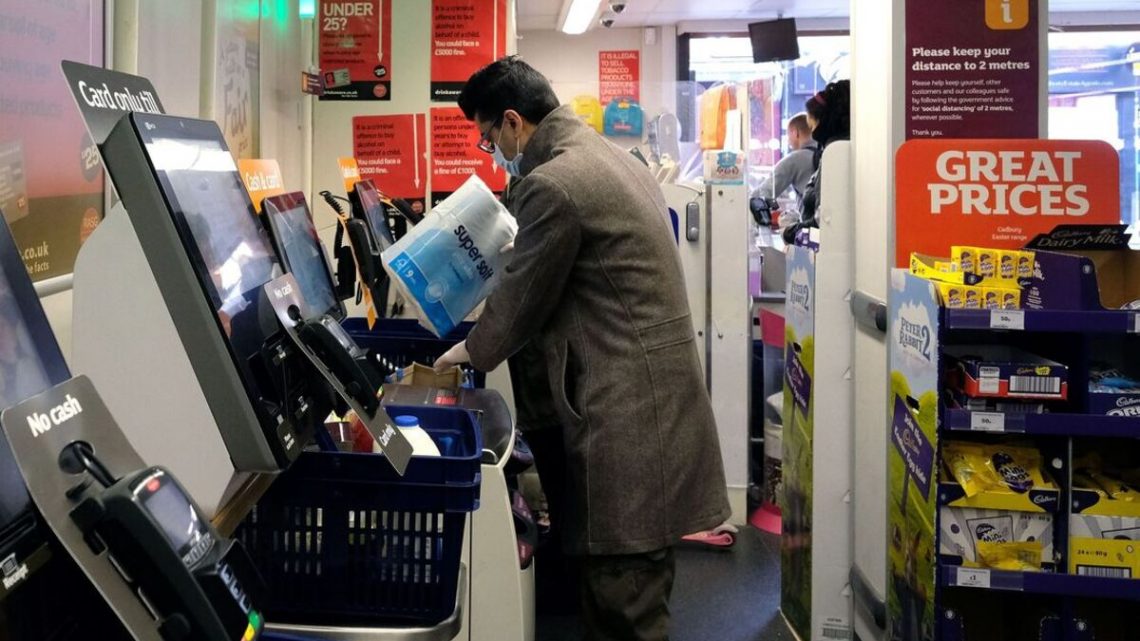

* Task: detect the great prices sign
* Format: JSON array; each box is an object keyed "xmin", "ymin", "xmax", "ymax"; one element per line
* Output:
[{"xmin": 895, "ymin": 139, "xmax": 1120, "ymax": 267}]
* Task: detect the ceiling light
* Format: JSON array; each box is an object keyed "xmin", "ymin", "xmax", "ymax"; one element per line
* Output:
[{"xmin": 560, "ymin": 0, "xmax": 604, "ymax": 35}]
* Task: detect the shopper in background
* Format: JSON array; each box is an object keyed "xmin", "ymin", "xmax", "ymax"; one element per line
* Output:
[
  {"xmin": 434, "ymin": 56, "xmax": 731, "ymax": 641},
  {"xmin": 782, "ymin": 79, "xmax": 851, "ymax": 244},
  {"xmin": 751, "ymin": 112, "xmax": 817, "ymax": 202}
]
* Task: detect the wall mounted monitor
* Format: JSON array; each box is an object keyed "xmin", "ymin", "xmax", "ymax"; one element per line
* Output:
[
  {"xmin": 0, "ymin": 213, "xmax": 70, "ymax": 574},
  {"xmin": 748, "ymin": 18, "xmax": 800, "ymax": 63},
  {"xmin": 262, "ymin": 192, "xmax": 343, "ymax": 321}
]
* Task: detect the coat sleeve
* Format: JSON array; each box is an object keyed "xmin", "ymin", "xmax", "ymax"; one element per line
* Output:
[
  {"xmin": 752, "ymin": 155, "xmax": 795, "ymax": 201},
  {"xmin": 465, "ymin": 173, "xmax": 581, "ymax": 372}
]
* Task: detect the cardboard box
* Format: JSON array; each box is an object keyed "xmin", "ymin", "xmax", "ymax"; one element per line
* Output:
[
  {"xmin": 1024, "ymin": 225, "xmax": 1140, "ymax": 311},
  {"xmin": 946, "ymin": 345, "xmax": 1069, "ymax": 400},
  {"xmin": 387, "ymin": 363, "xmax": 466, "ymax": 390},
  {"xmin": 939, "ymin": 505, "xmax": 1053, "ymax": 570},
  {"xmin": 1070, "ymin": 488, "xmax": 1140, "ymax": 579},
  {"xmin": 1088, "ymin": 365, "xmax": 1140, "ymax": 416}
]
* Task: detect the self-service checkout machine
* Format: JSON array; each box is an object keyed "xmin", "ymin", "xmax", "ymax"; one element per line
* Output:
[
  {"xmin": 64, "ymin": 62, "xmax": 468, "ymax": 639},
  {"xmin": 66, "ymin": 62, "xmax": 526, "ymax": 641},
  {"xmin": 0, "ymin": 213, "xmax": 133, "ymax": 641},
  {"xmin": 0, "ymin": 211, "xmax": 289, "ymax": 641}
]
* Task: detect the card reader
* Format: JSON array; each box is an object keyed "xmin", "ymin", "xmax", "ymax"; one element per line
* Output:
[{"xmin": 64, "ymin": 445, "xmax": 265, "ymax": 641}]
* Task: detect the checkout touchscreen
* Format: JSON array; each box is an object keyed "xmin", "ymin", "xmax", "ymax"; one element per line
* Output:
[
  {"xmin": 139, "ymin": 123, "xmax": 284, "ymax": 402},
  {"xmin": 0, "ymin": 215, "xmax": 69, "ymax": 548},
  {"xmin": 262, "ymin": 193, "xmax": 342, "ymax": 321},
  {"xmin": 350, "ymin": 180, "xmax": 397, "ymax": 250}
]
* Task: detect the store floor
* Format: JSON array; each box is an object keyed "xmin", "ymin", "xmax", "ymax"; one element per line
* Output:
[{"xmin": 535, "ymin": 525, "xmax": 792, "ymax": 641}]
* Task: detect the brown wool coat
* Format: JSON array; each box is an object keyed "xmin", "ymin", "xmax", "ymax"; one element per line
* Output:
[{"xmin": 467, "ymin": 105, "xmax": 731, "ymax": 555}]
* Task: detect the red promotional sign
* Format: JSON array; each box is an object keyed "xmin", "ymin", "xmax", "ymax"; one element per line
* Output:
[
  {"xmin": 430, "ymin": 107, "xmax": 506, "ymax": 206},
  {"xmin": 352, "ymin": 114, "xmax": 428, "ymax": 210},
  {"xmin": 895, "ymin": 139, "xmax": 1121, "ymax": 267},
  {"xmin": 318, "ymin": 0, "xmax": 392, "ymax": 100},
  {"xmin": 430, "ymin": 0, "xmax": 508, "ymax": 102},
  {"xmin": 905, "ymin": 0, "xmax": 1039, "ymax": 139},
  {"xmin": 599, "ymin": 50, "xmax": 640, "ymax": 105}
]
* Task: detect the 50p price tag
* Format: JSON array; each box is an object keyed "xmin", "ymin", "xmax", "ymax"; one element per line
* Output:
[{"xmin": 990, "ymin": 310, "xmax": 1025, "ymax": 331}]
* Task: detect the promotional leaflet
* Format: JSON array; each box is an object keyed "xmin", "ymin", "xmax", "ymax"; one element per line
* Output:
[
  {"xmin": 599, "ymin": 50, "xmax": 640, "ymax": 105},
  {"xmin": 352, "ymin": 114, "xmax": 428, "ymax": 213},
  {"xmin": 212, "ymin": 1, "xmax": 260, "ymax": 158},
  {"xmin": 0, "ymin": 142, "xmax": 29, "ymax": 224},
  {"xmin": 887, "ymin": 271, "xmax": 941, "ymax": 641},
  {"xmin": 430, "ymin": 107, "xmax": 507, "ymax": 206},
  {"xmin": 894, "ymin": 139, "xmax": 1120, "ymax": 268},
  {"xmin": 781, "ymin": 245, "xmax": 816, "ymax": 641},
  {"xmin": 318, "ymin": 0, "xmax": 392, "ymax": 100},
  {"xmin": 430, "ymin": 0, "xmax": 508, "ymax": 102},
  {"xmin": 0, "ymin": 1, "xmax": 106, "ymax": 280},
  {"xmin": 905, "ymin": 0, "xmax": 1039, "ymax": 139}
]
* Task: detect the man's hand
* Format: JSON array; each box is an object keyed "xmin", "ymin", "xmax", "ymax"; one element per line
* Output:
[{"xmin": 433, "ymin": 340, "xmax": 471, "ymax": 373}]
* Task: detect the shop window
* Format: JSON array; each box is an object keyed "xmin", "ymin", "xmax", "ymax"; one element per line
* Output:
[
  {"xmin": 679, "ymin": 34, "xmax": 850, "ymax": 192},
  {"xmin": 1047, "ymin": 30, "xmax": 1140, "ymax": 227},
  {"xmin": 681, "ymin": 28, "xmax": 1140, "ymax": 229}
]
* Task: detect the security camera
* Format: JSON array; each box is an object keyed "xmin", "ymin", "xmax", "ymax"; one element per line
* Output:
[
  {"xmin": 600, "ymin": 16, "xmax": 615, "ymax": 28},
  {"xmin": 609, "ymin": 2, "xmax": 627, "ymax": 13}
]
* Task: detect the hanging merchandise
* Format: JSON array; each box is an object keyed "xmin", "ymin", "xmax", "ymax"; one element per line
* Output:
[
  {"xmin": 698, "ymin": 84, "xmax": 737, "ymax": 150},
  {"xmin": 381, "ymin": 175, "xmax": 517, "ymax": 338},
  {"xmin": 571, "ymin": 95, "xmax": 604, "ymax": 133},
  {"xmin": 603, "ymin": 98, "xmax": 644, "ymax": 137}
]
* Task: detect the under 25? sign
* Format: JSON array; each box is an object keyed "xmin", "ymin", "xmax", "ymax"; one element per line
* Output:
[{"xmin": 895, "ymin": 139, "xmax": 1120, "ymax": 267}]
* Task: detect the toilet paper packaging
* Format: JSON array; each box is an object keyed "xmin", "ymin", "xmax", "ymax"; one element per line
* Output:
[{"xmin": 382, "ymin": 176, "xmax": 518, "ymax": 337}]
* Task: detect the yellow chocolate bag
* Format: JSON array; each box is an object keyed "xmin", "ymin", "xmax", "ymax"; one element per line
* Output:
[
  {"xmin": 977, "ymin": 541, "xmax": 1043, "ymax": 572},
  {"xmin": 945, "ymin": 442, "xmax": 1000, "ymax": 497}
]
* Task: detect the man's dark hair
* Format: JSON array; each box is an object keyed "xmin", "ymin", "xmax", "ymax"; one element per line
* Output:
[{"xmin": 458, "ymin": 56, "xmax": 560, "ymax": 125}]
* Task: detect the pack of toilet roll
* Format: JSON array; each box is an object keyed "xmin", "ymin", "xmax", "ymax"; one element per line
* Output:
[{"xmin": 381, "ymin": 176, "xmax": 517, "ymax": 337}]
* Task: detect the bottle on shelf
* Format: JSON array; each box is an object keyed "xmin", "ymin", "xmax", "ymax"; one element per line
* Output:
[{"xmin": 396, "ymin": 415, "xmax": 441, "ymax": 457}]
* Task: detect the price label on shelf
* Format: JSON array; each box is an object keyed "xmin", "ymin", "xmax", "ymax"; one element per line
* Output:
[
  {"xmin": 971, "ymin": 412, "xmax": 1005, "ymax": 432},
  {"xmin": 955, "ymin": 567, "xmax": 992, "ymax": 589},
  {"xmin": 990, "ymin": 310, "xmax": 1025, "ymax": 331}
]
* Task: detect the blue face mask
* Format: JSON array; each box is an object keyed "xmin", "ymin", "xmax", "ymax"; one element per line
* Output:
[{"xmin": 493, "ymin": 125, "xmax": 524, "ymax": 177}]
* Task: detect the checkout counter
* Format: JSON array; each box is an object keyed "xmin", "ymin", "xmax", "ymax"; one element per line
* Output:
[{"xmin": 55, "ymin": 63, "xmax": 532, "ymax": 641}]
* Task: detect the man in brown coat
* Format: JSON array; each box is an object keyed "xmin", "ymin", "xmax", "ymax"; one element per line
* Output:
[{"xmin": 434, "ymin": 56, "xmax": 730, "ymax": 641}]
